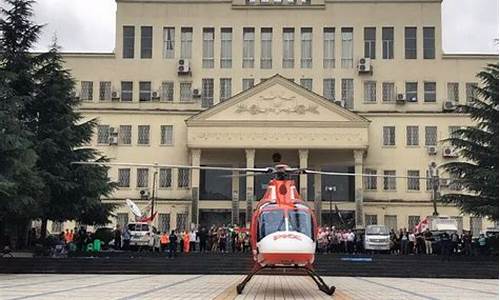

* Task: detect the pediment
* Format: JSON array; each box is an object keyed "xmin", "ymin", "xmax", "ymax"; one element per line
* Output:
[{"xmin": 187, "ymin": 75, "xmax": 369, "ymax": 126}]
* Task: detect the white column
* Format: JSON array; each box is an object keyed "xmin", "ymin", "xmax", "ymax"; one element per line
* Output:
[
  {"xmin": 231, "ymin": 165, "xmax": 240, "ymax": 226},
  {"xmin": 314, "ymin": 166, "xmax": 322, "ymax": 225},
  {"xmin": 190, "ymin": 149, "xmax": 202, "ymax": 226},
  {"xmin": 245, "ymin": 149, "xmax": 255, "ymax": 226},
  {"xmin": 354, "ymin": 149, "xmax": 364, "ymax": 228},
  {"xmin": 298, "ymin": 149, "xmax": 309, "ymax": 201}
]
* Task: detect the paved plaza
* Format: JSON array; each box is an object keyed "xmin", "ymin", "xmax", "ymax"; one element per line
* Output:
[{"xmin": 0, "ymin": 274, "xmax": 497, "ymax": 300}]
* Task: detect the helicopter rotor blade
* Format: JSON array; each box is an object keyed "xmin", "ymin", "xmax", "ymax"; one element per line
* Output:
[{"xmin": 302, "ymin": 169, "xmax": 450, "ymax": 181}]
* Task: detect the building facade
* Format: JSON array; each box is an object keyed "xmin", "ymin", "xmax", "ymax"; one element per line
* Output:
[{"xmin": 60, "ymin": 0, "xmax": 497, "ymax": 235}]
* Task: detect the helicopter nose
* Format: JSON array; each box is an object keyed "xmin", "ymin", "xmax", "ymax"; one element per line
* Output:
[{"xmin": 257, "ymin": 231, "xmax": 315, "ymax": 266}]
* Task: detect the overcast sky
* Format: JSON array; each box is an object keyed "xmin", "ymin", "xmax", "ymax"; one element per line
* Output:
[{"xmin": 29, "ymin": 0, "xmax": 499, "ymax": 54}]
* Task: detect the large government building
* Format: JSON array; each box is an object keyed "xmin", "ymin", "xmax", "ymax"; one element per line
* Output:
[{"xmin": 58, "ymin": 0, "xmax": 497, "ymax": 235}]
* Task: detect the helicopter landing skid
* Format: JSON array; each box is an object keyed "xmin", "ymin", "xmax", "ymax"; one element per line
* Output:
[{"xmin": 236, "ymin": 264, "xmax": 336, "ymax": 296}]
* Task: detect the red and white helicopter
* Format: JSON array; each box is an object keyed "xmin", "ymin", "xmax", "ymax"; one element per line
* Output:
[{"xmin": 75, "ymin": 155, "xmax": 445, "ymax": 296}]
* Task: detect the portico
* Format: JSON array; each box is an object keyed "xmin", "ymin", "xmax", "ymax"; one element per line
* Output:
[{"xmin": 186, "ymin": 75, "xmax": 369, "ymax": 227}]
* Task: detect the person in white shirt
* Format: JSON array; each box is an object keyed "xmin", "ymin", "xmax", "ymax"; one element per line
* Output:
[
  {"xmin": 408, "ymin": 231, "xmax": 416, "ymax": 254},
  {"xmin": 189, "ymin": 229, "xmax": 197, "ymax": 252}
]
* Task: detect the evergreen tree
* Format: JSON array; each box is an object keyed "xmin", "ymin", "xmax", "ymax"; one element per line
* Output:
[
  {"xmin": 0, "ymin": 0, "xmax": 43, "ymax": 237},
  {"xmin": 32, "ymin": 43, "xmax": 117, "ymax": 237},
  {"xmin": 440, "ymin": 64, "xmax": 499, "ymax": 222}
]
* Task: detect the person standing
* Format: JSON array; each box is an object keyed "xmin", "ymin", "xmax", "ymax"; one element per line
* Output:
[
  {"xmin": 440, "ymin": 231, "xmax": 451, "ymax": 260},
  {"xmin": 408, "ymin": 230, "xmax": 416, "ymax": 254},
  {"xmin": 168, "ymin": 230, "xmax": 178, "ymax": 258},
  {"xmin": 450, "ymin": 231, "xmax": 459, "ymax": 254},
  {"xmin": 463, "ymin": 231, "xmax": 472, "ymax": 256},
  {"xmin": 198, "ymin": 226, "xmax": 208, "ymax": 253},
  {"xmin": 189, "ymin": 229, "xmax": 197, "ymax": 252},
  {"xmin": 122, "ymin": 226, "xmax": 131, "ymax": 251},
  {"xmin": 114, "ymin": 225, "xmax": 122, "ymax": 250},
  {"xmin": 160, "ymin": 232, "xmax": 169, "ymax": 253},
  {"xmin": 183, "ymin": 230, "xmax": 190, "ymax": 253},
  {"xmin": 424, "ymin": 228, "xmax": 433, "ymax": 255}
]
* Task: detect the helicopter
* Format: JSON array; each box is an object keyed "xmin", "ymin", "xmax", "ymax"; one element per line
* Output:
[{"xmin": 73, "ymin": 155, "xmax": 449, "ymax": 296}]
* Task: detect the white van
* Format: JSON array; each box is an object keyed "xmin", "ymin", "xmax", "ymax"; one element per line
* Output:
[
  {"xmin": 127, "ymin": 222, "xmax": 160, "ymax": 251},
  {"xmin": 364, "ymin": 225, "xmax": 391, "ymax": 252}
]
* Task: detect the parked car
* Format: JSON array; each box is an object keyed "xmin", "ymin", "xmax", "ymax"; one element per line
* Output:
[
  {"xmin": 364, "ymin": 225, "xmax": 390, "ymax": 252},
  {"xmin": 127, "ymin": 222, "xmax": 160, "ymax": 251}
]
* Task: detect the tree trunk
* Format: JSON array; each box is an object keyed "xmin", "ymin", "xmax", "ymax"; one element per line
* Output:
[{"xmin": 40, "ymin": 218, "xmax": 48, "ymax": 239}]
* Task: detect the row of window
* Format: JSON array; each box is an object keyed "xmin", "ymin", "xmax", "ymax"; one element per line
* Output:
[
  {"xmin": 363, "ymin": 169, "xmax": 446, "ymax": 192},
  {"xmin": 118, "ymin": 168, "xmax": 190, "ymax": 188},
  {"xmin": 122, "ymin": 25, "xmax": 435, "ymax": 65},
  {"xmin": 80, "ymin": 79, "xmax": 477, "ymax": 108},
  {"xmin": 382, "ymin": 125, "xmax": 460, "ymax": 147},
  {"xmin": 97, "ymin": 125, "xmax": 173, "ymax": 145}
]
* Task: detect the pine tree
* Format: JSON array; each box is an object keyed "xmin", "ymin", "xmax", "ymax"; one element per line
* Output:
[
  {"xmin": 440, "ymin": 64, "xmax": 499, "ymax": 222},
  {"xmin": 0, "ymin": 0, "xmax": 43, "ymax": 238},
  {"xmin": 32, "ymin": 43, "xmax": 117, "ymax": 237}
]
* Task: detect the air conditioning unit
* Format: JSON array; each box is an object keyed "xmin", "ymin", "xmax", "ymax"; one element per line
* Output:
[
  {"xmin": 334, "ymin": 100, "xmax": 345, "ymax": 107},
  {"xmin": 108, "ymin": 127, "xmax": 119, "ymax": 145},
  {"xmin": 357, "ymin": 58, "xmax": 372, "ymax": 73},
  {"xmin": 396, "ymin": 93, "xmax": 406, "ymax": 104},
  {"xmin": 111, "ymin": 90, "xmax": 120, "ymax": 101},
  {"xmin": 192, "ymin": 88, "xmax": 201, "ymax": 98},
  {"xmin": 443, "ymin": 100, "xmax": 457, "ymax": 112},
  {"xmin": 442, "ymin": 146, "xmax": 459, "ymax": 158},
  {"xmin": 177, "ymin": 59, "xmax": 191, "ymax": 75},
  {"xmin": 140, "ymin": 189, "xmax": 150, "ymax": 199},
  {"xmin": 152, "ymin": 90, "xmax": 160, "ymax": 101},
  {"xmin": 426, "ymin": 146, "xmax": 438, "ymax": 155}
]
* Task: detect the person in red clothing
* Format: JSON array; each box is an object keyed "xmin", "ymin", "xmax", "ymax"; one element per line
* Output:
[{"xmin": 183, "ymin": 230, "xmax": 190, "ymax": 253}]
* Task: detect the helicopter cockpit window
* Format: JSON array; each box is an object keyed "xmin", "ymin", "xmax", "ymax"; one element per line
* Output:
[
  {"xmin": 258, "ymin": 210, "xmax": 286, "ymax": 241},
  {"xmin": 288, "ymin": 210, "xmax": 313, "ymax": 238}
]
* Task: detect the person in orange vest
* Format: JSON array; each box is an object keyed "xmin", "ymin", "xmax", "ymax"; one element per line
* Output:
[
  {"xmin": 64, "ymin": 229, "xmax": 71, "ymax": 243},
  {"xmin": 160, "ymin": 232, "xmax": 169, "ymax": 253},
  {"xmin": 68, "ymin": 229, "xmax": 74, "ymax": 243},
  {"xmin": 183, "ymin": 230, "xmax": 190, "ymax": 253}
]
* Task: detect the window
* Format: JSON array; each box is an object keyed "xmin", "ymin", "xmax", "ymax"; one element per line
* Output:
[
  {"xmin": 97, "ymin": 125, "xmax": 110, "ymax": 144},
  {"xmin": 406, "ymin": 126, "xmax": 419, "ymax": 146},
  {"xmin": 301, "ymin": 27, "xmax": 312, "ymax": 68},
  {"xmin": 161, "ymin": 81, "xmax": 174, "ymax": 102},
  {"xmin": 202, "ymin": 28, "xmax": 214, "ymax": 68},
  {"xmin": 259, "ymin": 210, "xmax": 286, "ymax": 240},
  {"xmin": 178, "ymin": 168, "xmax": 190, "ymax": 188},
  {"xmin": 119, "ymin": 125, "xmax": 132, "ymax": 144},
  {"xmin": 383, "ymin": 126, "xmax": 395, "ymax": 146},
  {"xmin": 447, "ymin": 82, "xmax": 459, "ymax": 102},
  {"xmin": 383, "ymin": 170, "xmax": 396, "ymax": 191},
  {"xmin": 137, "ymin": 168, "xmax": 149, "ymax": 188},
  {"xmin": 405, "ymin": 82, "xmax": 418, "ymax": 102},
  {"xmin": 363, "ymin": 168, "xmax": 377, "ymax": 190},
  {"xmin": 382, "ymin": 82, "xmax": 395, "ymax": 102},
  {"xmin": 117, "ymin": 213, "xmax": 129, "ymax": 227},
  {"xmin": 364, "ymin": 81, "xmax": 376, "ymax": 102},
  {"xmin": 140, "ymin": 26, "xmax": 153, "ymax": 59},
  {"xmin": 242, "ymin": 78, "xmax": 255, "ymax": 91},
  {"xmin": 466, "ymin": 82, "xmax": 478, "ymax": 103},
  {"xmin": 261, "ymin": 28, "xmax": 272, "ymax": 69},
  {"xmin": 382, "ymin": 27, "xmax": 394, "ymax": 59},
  {"xmin": 405, "ymin": 27, "xmax": 417, "ymax": 59},
  {"xmin": 323, "ymin": 79, "xmax": 335, "ymax": 101},
  {"xmin": 425, "ymin": 126, "xmax": 437, "ymax": 146},
  {"xmin": 407, "ymin": 170, "xmax": 420, "ymax": 191},
  {"xmin": 137, "ymin": 125, "xmax": 150, "ymax": 145},
  {"xmin": 282, "ymin": 28, "xmax": 294, "ymax": 68},
  {"xmin": 384, "ymin": 215, "xmax": 397, "ymax": 231},
  {"xmin": 243, "ymin": 28, "xmax": 255, "ymax": 68},
  {"xmin": 180, "ymin": 27, "xmax": 192, "ymax": 59},
  {"xmin": 452, "ymin": 216, "xmax": 464, "ymax": 234},
  {"xmin": 123, "ymin": 26, "xmax": 135, "ymax": 59},
  {"xmin": 160, "ymin": 125, "xmax": 173, "ymax": 145},
  {"xmin": 300, "ymin": 78, "xmax": 312, "ymax": 91},
  {"xmin": 220, "ymin": 28, "xmax": 232, "ymax": 68},
  {"xmin": 287, "ymin": 210, "xmax": 313, "ymax": 238},
  {"xmin": 323, "ymin": 28, "xmax": 335, "ymax": 68},
  {"xmin": 163, "ymin": 27, "xmax": 175, "ymax": 59},
  {"xmin": 159, "ymin": 168, "xmax": 172, "ymax": 188},
  {"xmin": 158, "ymin": 213, "xmax": 170, "ymax": 233},
  {"xmin": 365, "ymin": 215, "xmax": 378, "ymax": 225},
  {"xmin": 364, "ymin": 27, "xmax": 376, "ymax": 59},
  {"xmin": 80, "ymin": 81, "xmax": 93, "ymax": 101},
  {"xmin": 470, "ymin": 217, "xmax": 482, "ymax": 237},
  {"xmin": 51, "ymin": 221, "xmax": 63, "ymax": 233},
  {"xmin": 176, "ymin": 213, "xmax": 188, "ymax": 232},
  {"xmin": 139, "ymin": 81, "xmax": 151, "ymax": 101},
  {"xmin": 449, "ymin": 126, "xmax": 460, "ymax": 138},
  {"xmin": 202, "ymin": 78, "xmax": 214, "ymax": 108},
  {"xmin": 408, "ymin": 216, "xmax": 420, "ymax": 230},
  {"xmin": 341, "ymin": 79, "xmax": 354, "ymax": 109},
  {"xmin": 99, "ymin": 81, "xmax": 111, "ymax": 101},
  {"xmin": 341, "ymin": 28, "xmax": 353, "ymax": 68},
  {"xmin": 118, "ymin": 168, "xmax": 130, "ymax": 187},
  {"xmin": 121, "ymin": 81, "xmax": 133, "ymax": 102},
  {"xmin": 180, "ymin": 82, "xmax": 192, "ymax": 102},
  {"xmin": 423, "ymin": 27, "xmax": 435, "ymax": 59},
  {"xmin": 424, "ymin": 82, "xmax": 436, "ymax": 102},
  {"xmin": 220, "ymin": 78, "xmax": 232, "ymax": 101}
]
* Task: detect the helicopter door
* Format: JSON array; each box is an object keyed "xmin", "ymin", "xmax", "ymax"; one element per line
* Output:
[{"xmin": 258, "ymin": 209, "xmax": 286, "ymax": 241}]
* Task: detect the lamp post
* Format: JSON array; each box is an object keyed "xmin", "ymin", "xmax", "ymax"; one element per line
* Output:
[
  {"xmin": 325, "ymin": 186, "xmax": 336, "ymax": 227},
  {"xmin": 428, "ymin": 162, "xmax": 439, "ymax": 216}
]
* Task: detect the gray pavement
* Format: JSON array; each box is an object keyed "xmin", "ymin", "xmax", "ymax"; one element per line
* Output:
[{"xmin": 0, "ymin": 274, "xmax": 497, "ymax": 300}]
